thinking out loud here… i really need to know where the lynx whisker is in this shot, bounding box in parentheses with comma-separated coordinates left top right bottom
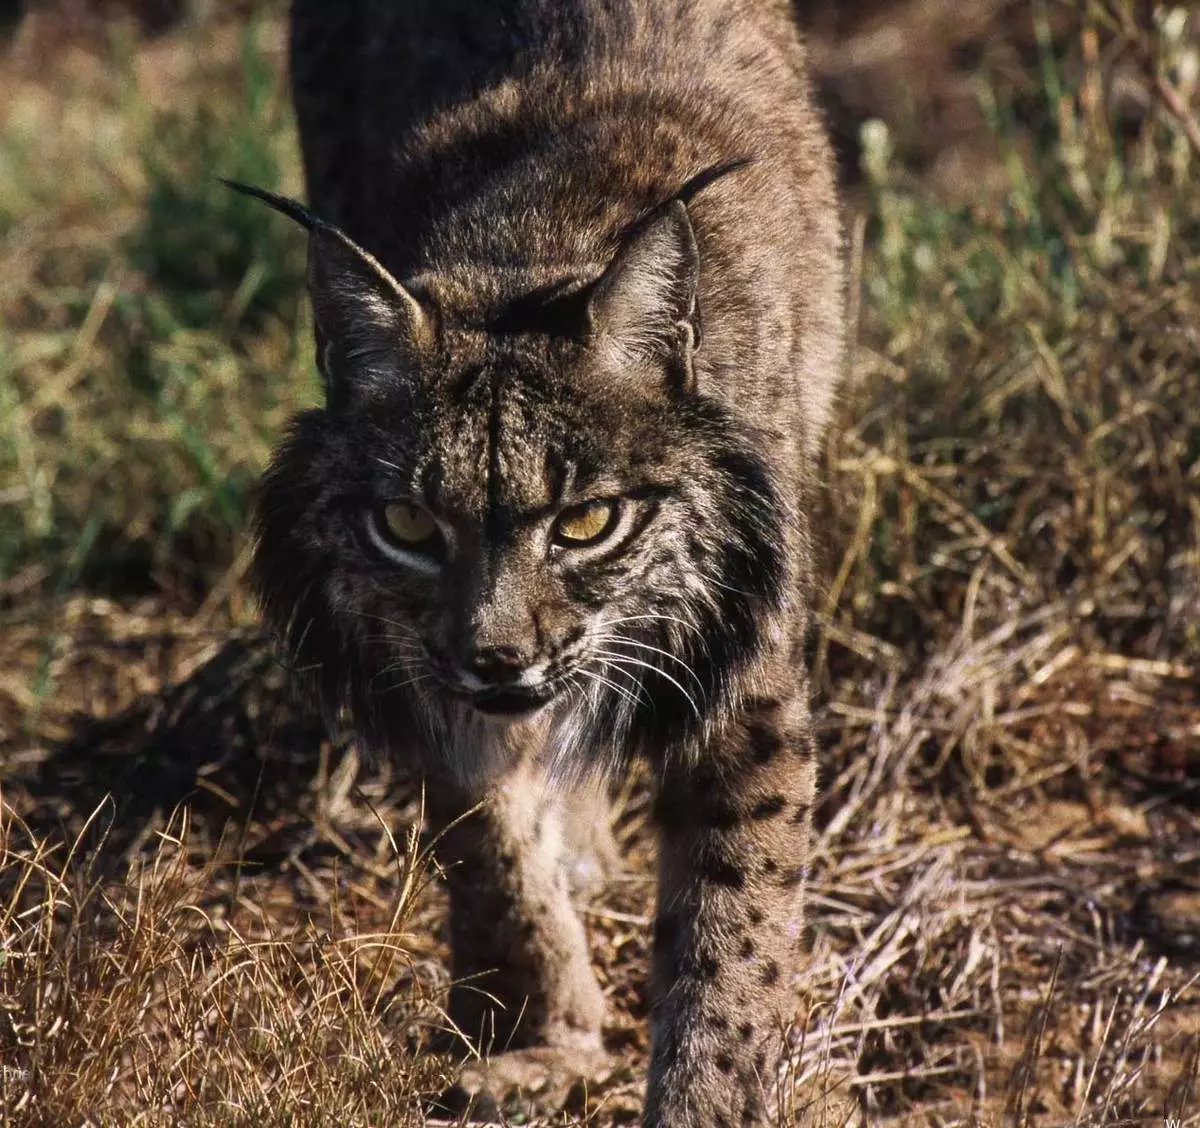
(360, 643, 427, 662)
(598, 612, 715, 670)
(592, 648, 703, 719)
(579, 662, 646, 713)
(349, 610, 423, 638)
(567, 672, 600, 725)
(376, 671, 437, 700)
(361, 636, 424, 652)
(591, 633, 707, 698)
(600, 612, 704, 638)
(372, 657, 423, 680)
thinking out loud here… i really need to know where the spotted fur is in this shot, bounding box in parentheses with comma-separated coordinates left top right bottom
(249, 1, 843, 1122)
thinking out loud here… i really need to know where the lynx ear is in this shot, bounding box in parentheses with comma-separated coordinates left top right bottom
(220, 180, 431, 402)
(306, 225, 433, 395)
(586, 200, 699, 382)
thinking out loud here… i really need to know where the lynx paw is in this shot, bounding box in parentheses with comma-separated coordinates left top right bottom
(434, 1042, 613, 1123)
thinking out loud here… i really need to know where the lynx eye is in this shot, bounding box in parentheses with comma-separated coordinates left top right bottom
(381, 501, 438, 545)
(553, 500, 618, 547)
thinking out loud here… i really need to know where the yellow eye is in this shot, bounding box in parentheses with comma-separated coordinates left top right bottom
(554, 500, 617, 546)
(382, 502, 437, 544)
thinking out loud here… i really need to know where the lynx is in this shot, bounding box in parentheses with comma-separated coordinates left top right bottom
(238, 1, 843, 1123)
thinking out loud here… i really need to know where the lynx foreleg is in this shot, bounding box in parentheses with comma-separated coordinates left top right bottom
(427, 762, 607, 1055)
(644, 693, 817, 1127)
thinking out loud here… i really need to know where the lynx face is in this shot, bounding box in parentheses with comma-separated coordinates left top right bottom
(303, 337, 746, 724)
(248, 190, 786, 781)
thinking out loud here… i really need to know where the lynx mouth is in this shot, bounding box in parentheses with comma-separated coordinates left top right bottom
(468, 685, 557, 718)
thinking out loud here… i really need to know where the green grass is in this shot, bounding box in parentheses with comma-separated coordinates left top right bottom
(0, 20, 311, 599)
(827, 5, 1199, 687)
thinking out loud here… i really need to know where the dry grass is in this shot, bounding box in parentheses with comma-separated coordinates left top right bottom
(1, 1, 1199, 1125)
(0, 801, 454, 1125)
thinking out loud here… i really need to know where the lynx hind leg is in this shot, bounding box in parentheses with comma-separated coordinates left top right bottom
(426, 765, 607, 1056)
(646, 693, 818, 1127)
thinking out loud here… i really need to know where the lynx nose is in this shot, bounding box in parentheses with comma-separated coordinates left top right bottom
(461, 644, 528, 687)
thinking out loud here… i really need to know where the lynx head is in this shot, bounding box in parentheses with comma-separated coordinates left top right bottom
(234, 182, 788, 784)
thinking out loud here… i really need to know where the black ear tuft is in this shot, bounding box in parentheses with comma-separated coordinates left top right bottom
(220, 179, 322, 231)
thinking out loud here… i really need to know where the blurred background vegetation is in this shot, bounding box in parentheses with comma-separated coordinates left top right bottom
(1, 2, 304, 613)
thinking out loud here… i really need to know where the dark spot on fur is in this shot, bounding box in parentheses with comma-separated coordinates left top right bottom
(748, 906, 764, 925)
(709, 1013, 729, 1031)
(750, 794, 786, 819)
(739, 1021, 754, 1042)
(683, 953, 719, 982)
(762, 858, 777, 875)
(746, 722, 782, 764)
(781, 865, 805, 889)
(700, 799, 740, 831)
(739, 936, 755, 959)
(568, 586, 607, 611)
(761, 960, 779, 986)
(699, 854, 746, 889)
(716, 1051, 734, 1074)
(790, 802, 811, 825)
